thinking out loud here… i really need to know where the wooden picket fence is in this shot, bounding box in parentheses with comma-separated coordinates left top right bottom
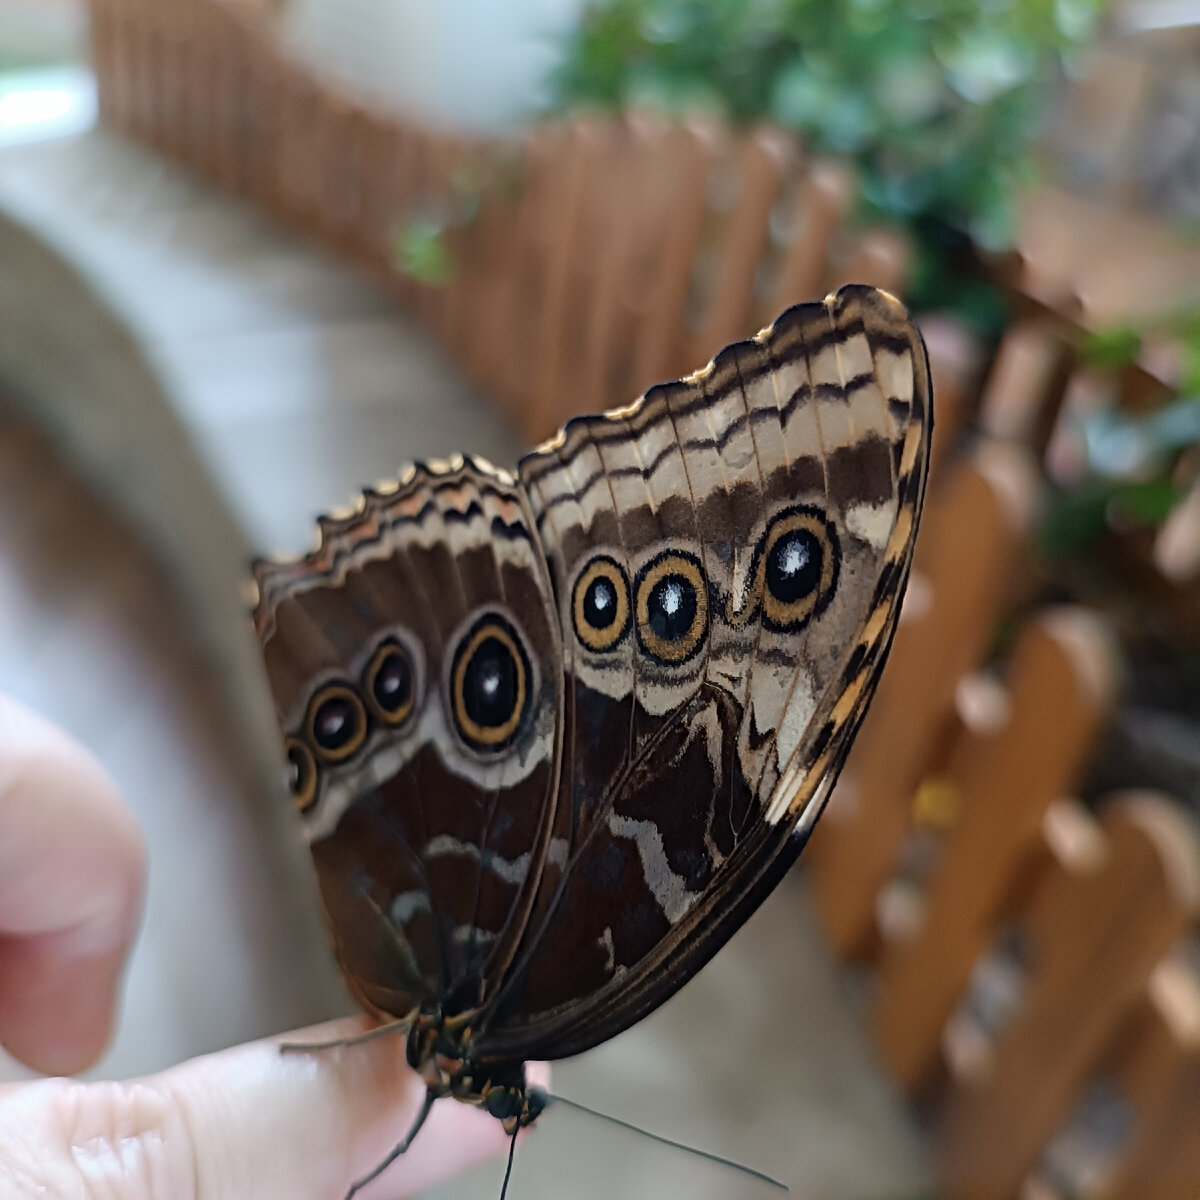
(86, 0, 912, 445)
(85, 2, 1200, 1198)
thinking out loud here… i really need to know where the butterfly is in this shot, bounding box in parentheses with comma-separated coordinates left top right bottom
(251, 283, 932, 1194)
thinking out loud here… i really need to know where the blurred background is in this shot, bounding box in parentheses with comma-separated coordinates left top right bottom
(0, 0, 1199, 1197)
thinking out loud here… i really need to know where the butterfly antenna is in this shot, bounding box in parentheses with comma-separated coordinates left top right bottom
(542, 1092, 787, 1191)
(344, 1088, 436, 1200)
(498, 1120, 520, 1200)
(280, 1016, 410, 1054)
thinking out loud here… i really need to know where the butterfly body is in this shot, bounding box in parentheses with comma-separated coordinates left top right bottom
(252, 285, 932, 1149)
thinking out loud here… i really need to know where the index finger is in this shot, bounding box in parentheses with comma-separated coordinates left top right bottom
(0, 695, 146, 1075)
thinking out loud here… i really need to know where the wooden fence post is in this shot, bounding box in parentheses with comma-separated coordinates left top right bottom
(807, 442, 1039, 959)
(762, 157, 854, 319)
(1103, 958, 1200, 1200)
(629, 119, 714, 391)
(871, 607, 1117, 1092)
(840, 226, 910, 296)
(936, 792, 1200, 1200)
(524, 119, 616, 438)
(686, 127, 792, 366)
(102, 0, 135, 135)
(979, 319, 1074, 449)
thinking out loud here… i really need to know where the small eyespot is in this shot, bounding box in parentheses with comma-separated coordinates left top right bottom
(363, 639, 416, 727)
(306, 683, 369, 763)
(757, 506, 839, 630)
(572, 555, 631, 653)
(635, 550, 708, 665)
(285, 737, 317, 812)
(450, 614, 530, 753)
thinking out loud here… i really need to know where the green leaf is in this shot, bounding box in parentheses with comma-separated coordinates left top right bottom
(1039, 481, 1114, 557)
(392, 217, 455, 286)
(1080, 325, 1142, 371)
(1112, 478, 1185, 525)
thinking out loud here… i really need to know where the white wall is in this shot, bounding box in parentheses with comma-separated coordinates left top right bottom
(283, 0, 587, 130)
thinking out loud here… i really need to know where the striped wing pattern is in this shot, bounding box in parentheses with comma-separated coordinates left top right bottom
(474, 284, 930, 1058)
(251, 283, 931, 1095)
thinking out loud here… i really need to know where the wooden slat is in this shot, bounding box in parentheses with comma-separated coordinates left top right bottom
(273, 69, 321, 225)
(764, 157, 854, 315)
(569, 117, 675, 419)
(629, 119, 714, 391)
(871, 608, 1117, 1092)
(921, 315, 983, 478)
(89, 0, 116, 124)
(240, 23, 285, 209)
(807, 442, 1039, 960)
(184, 3, 220, 181)
(833, 226, 911, 298)
(936, 793, 1200, 1200)
(1104, 958, 1200, 1200)
(315, 95, 367, 248)
(524, 120, 598, 439)
(209, 7, 241, 194)
(154, 4, 190, 163)
(979, 320, 1073, 448)
(487, 128, 559, 423)
(448, 140, 520, 392)
(687, 127, 791, 366)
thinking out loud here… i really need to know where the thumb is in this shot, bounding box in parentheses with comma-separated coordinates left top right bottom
(0, 1016, 544, 1200)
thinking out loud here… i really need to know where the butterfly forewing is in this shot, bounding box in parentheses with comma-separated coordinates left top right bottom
(472, 285, 931, 1059)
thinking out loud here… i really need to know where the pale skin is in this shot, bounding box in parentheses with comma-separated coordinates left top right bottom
(0, 694, 542, 1199)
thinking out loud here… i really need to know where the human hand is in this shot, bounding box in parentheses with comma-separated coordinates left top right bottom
(0, 695, 536, 1198)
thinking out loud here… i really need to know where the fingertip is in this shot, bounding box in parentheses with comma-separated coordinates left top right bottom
(0, 697, 146, 1075)
(0, 924, 129, 1075)
(150, 1021, 550, 1199)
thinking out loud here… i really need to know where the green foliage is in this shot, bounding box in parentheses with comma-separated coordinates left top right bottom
(548, 0, 1108, 318)
(1044, 305, 1200, 555)
(391, 165, 502, 286)
(393, 216, 455, 286)
(1041, 477, 1185, 557)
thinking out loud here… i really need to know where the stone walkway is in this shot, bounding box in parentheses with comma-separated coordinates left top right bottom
(0, 128, 929, 1199)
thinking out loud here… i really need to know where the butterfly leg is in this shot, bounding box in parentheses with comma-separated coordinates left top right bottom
(344, 1087, 436, 1200)
(279, 1017, 410, 1055)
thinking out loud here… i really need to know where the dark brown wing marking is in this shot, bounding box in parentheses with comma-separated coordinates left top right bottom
(251, 458, 564, 1017)
(476, 285, 931, 1058)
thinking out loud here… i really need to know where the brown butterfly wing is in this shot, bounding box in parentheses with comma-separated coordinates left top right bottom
(252, 459, 563, 1018)
(472, 285, 932, 1060)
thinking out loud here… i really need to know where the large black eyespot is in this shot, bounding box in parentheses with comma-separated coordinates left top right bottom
(284, 737, 317, 813)
(635, 550, 709, 664)
(363, 639, 416, 727)
(757, 506, 840, 630)
(305, 683, 369, 763)
(571, 555, 630, 653)
(450, 614, 531, 753)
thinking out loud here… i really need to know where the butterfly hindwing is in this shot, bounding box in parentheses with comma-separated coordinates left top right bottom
(252, 459, 563, 1017)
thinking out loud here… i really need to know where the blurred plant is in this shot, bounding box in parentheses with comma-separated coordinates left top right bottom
(547, 0, 1109, 325)
(393, 215, 456, 285)
(392, 154, 521, 285)
(1041, 307, 1200, 556)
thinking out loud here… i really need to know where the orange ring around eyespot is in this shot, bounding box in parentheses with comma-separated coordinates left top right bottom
(571, 556, 630, 653)
(363, 640, 417, 727)
(451, 618, 528, 751)
(284, 736, 318, 813)
(756, 508, 838, 631)
(305, 683, 369, 764)
(635, 550, 708, 665)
